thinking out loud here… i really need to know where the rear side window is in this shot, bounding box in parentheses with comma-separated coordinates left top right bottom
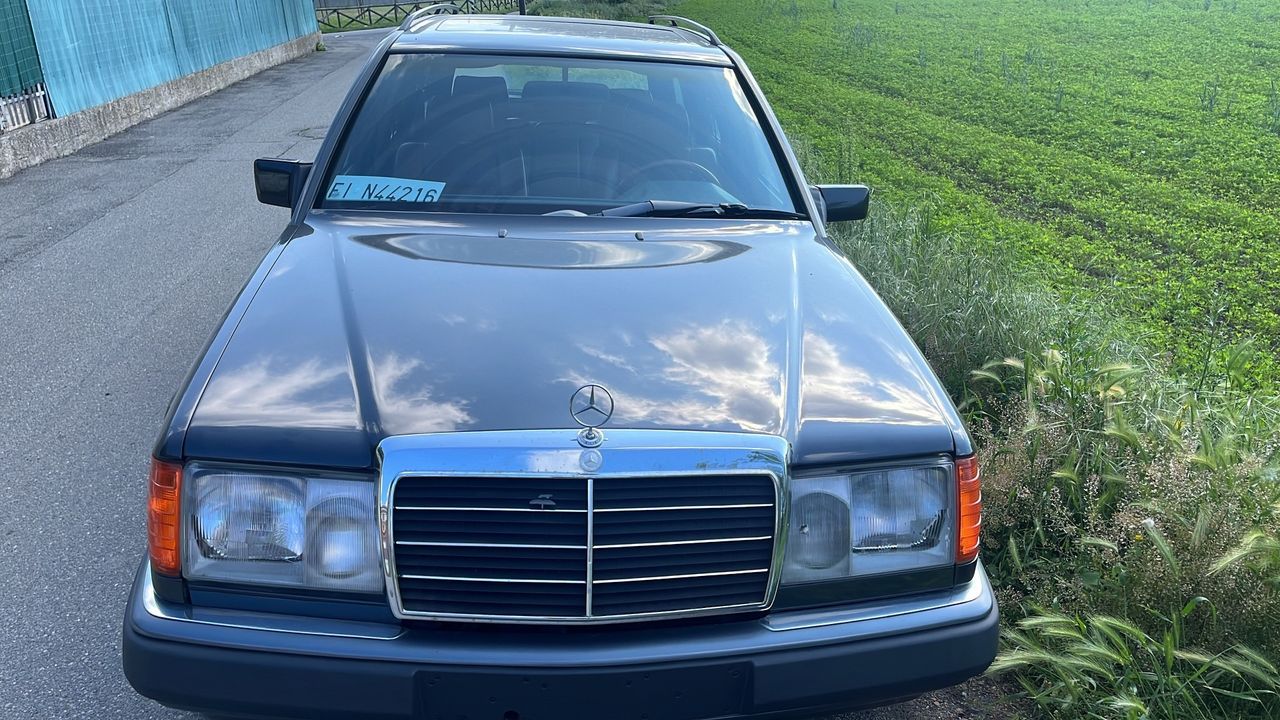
(320, 53, 798, 215)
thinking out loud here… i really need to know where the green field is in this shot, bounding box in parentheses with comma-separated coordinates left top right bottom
(649, 1, 1280, 715)
(677, 0, 1280, 380)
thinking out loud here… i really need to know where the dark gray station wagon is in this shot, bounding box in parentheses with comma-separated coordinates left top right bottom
(123, 9, 997, 720)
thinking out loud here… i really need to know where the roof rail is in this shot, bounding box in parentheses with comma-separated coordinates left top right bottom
(400, 3, 462, 30)
(647, 15, 721, 47)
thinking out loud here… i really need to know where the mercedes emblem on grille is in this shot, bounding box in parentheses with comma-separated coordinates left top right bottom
(570, 384, 613, 448)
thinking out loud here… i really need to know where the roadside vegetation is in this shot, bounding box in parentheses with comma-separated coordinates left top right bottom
(680, 0, 1280, 385)
(702, 1, 1280, 715)
(527, 0, 667, 17)
(525, 0, 1280, 715)
(829, 199, 1280, 718)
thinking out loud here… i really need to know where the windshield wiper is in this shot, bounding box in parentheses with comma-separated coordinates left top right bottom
(595, 200, 805, 220)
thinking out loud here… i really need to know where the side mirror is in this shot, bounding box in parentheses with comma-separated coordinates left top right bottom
(815, 184, 871, 222)
(254, 158, 312, 209)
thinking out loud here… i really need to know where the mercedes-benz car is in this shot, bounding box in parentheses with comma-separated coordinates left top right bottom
(123, 10, 997, 719)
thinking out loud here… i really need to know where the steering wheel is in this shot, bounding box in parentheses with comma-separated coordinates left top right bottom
(617, 159, 722, 193)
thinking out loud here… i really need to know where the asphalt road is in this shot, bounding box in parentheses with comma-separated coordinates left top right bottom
(0, 29, 996, 720)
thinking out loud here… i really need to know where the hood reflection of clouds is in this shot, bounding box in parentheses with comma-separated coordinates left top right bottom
(196, 357, 357, 428)
(370, 353, 472, 434)
(578, 320, 783, 433)
(569, 322, 942, 433)
(802, 332, 940, 425)
(197, 354, 473, 433)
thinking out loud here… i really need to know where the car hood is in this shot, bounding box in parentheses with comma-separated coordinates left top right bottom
(184, 213, 964, 470)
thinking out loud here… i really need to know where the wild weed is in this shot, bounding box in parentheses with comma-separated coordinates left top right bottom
(993, 607, 1279, 718)
(1213, 508, 1280, 591)
(1024, 44, 1045, 70)
(971, 45, 985, 73)
(1201, 77, 1222, 113)
(848, 22, 876, 50)
(1267, 80, 1280, 134)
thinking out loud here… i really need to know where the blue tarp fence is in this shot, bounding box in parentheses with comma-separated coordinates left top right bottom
(26, 0, 318, 117)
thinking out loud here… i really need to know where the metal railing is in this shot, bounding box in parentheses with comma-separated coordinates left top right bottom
(648, 15, 720, 46)
(0, 85, 52, 134)
(316, 0, 523, 31)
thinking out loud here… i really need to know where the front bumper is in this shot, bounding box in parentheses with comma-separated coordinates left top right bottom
(123, 562, 998, 720)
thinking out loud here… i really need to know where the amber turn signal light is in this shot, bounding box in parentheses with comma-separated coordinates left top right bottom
(148, 458, 183, 576)
(956, 455, 982, 564)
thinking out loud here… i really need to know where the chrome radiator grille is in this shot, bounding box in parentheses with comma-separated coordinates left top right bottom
(390, 473, 779, 622)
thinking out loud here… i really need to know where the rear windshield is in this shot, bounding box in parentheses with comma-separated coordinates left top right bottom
(319, 53, 799, 215)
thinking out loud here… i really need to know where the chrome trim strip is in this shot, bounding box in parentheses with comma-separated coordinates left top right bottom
(586, 477, 595, 616)
(377, 429, 789, 625)
(594, 503, 773, 513)
(390, 601, 770, 625)
(765, 560, 992, 632)
(138, 563, 404, 641)
(595, 535, 771, 550)
(395, 540, 587, 549)
(136, 558, 991, 646)
(594, 568, 769, 585)
(400, 574, 585, 584)
(394, 506, 588, 513)
(593, 601, 765, 618)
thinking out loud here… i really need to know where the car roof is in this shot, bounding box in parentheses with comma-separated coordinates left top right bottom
(392, 14, 732, 66)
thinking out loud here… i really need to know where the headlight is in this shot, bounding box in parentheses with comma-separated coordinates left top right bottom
(184, 465, 381, 593)
(782, 462, 955, 584)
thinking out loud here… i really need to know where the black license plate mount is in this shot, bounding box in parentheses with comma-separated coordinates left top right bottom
(417, 662, 751, 720)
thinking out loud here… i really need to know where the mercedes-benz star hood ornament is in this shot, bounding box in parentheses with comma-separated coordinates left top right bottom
(570, 384, 613, 448)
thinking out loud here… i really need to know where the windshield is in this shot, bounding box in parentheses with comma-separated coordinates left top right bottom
(320, 53, 800, 216)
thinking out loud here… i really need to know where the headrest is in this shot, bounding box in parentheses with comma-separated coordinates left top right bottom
(610, 88, 654, 106)
(522, 81, 609, 103)
(429, 93, 497, 136)
(452, 74, 509, 103)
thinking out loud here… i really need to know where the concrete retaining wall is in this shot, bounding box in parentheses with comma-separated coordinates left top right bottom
(0, 32, 319, 180)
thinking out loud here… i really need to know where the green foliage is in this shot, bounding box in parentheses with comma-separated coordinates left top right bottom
(526, 0, 668, 19)
(825, 198, 1280, 718)
(1268, 79, 1280, 134)
(1200, 76, 1223, 114)
(1213, 511, 1280, 591)
(677, 0, 1280, 383)
(670, 8, 1280, 706)
(993, 607, 1279, 719)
